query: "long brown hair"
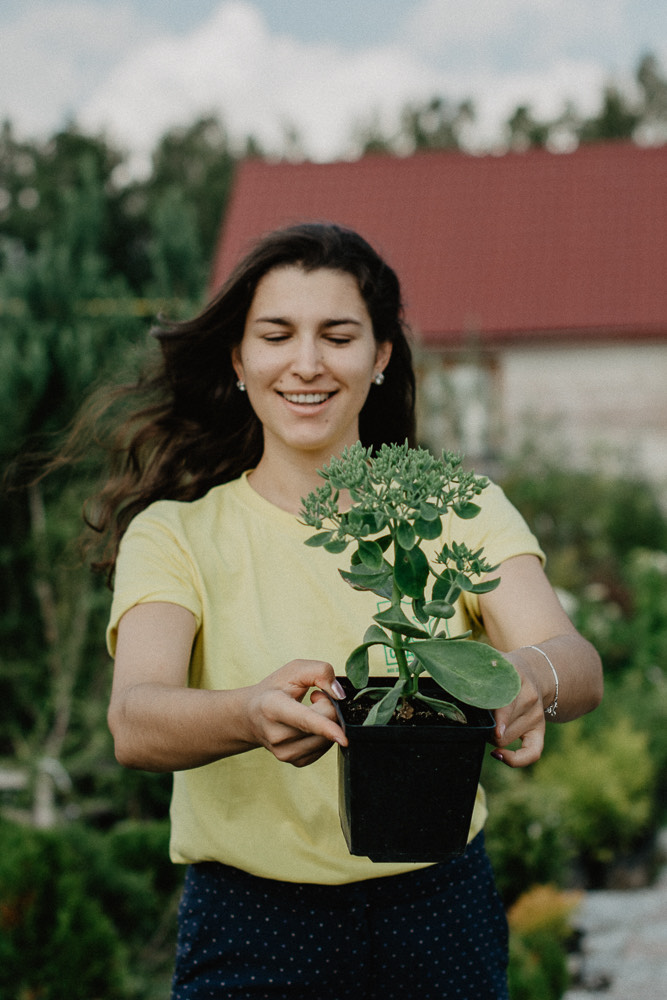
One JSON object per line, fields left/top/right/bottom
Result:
{"left": 80, "top": 222, "right": 416, "bottom": 580}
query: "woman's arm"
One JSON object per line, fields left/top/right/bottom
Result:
{"left": 479, "top": 554, "right": 603, "bottom": 768}
{"left": 107, "top": 602, "right": 347, "bottom": 773}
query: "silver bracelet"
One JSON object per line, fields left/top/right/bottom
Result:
{"left": 526, "top": 645, "right": 559, "bottom": 719}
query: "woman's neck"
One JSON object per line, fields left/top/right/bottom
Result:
{"left": 247, "top": 450, "right": 347, "bottom": 515}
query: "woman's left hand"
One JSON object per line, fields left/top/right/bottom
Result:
{"left": 490, "top": 651, "right": 548, "bottom": 767}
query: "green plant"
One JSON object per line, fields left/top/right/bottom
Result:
{"left": 300, "top": 441, "right": 520, "bottom": 725}
{"left": 535, "top": 714, "right": 656, "bottom": 877}
{"left": 482, "top": 765, "right": 573, "bottom": 906}
{"left": 0, "top": 819, "right": 128, "bottom": 1000}
{"left": 506, "top": 884, "right": 580, "bottom": 1000}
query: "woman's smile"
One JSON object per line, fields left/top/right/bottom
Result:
{"left": 279, "top": 390, "right": 335, "bottom": 405}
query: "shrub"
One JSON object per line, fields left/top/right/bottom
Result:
{"left": 483, "top": 764, "right": 572, "bottom": 906}
{"left": 0, "top": 817, "right": 182, "bottom": 1000}
{"left": 507, "top": 884, "right": 581, "bottom": 1000}
{"left": 534, "top": 715, "right": 656, "bottom": 881}
{"left": 0, "top": 819, "right": 127, "bottom": 999}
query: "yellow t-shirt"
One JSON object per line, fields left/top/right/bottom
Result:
{"left": 107, "top": 472, "right": 543, "bottom": 884}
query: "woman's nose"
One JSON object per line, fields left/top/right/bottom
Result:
{"left": 291, "top": 336, "right": 322, "bottom": 379}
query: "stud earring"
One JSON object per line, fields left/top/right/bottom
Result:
{"left": 236, "top": 380, "right": 246, "bottom": 392}
{"left": 372, "top": 372, "right": 385, "bottom": 386}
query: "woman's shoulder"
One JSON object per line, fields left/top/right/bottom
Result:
{"left": 127, "top": 477, "right": 244, "bottom": 537}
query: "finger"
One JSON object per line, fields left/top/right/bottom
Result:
{"left": 283, "top": 660, "right": 346, "bottom": 703}
{"left": 490, "top": 726, "right": 544, "bottom": 768}
{"left": 275, "top": 697, "right": 348, "bottom": 748}
{"left": 276, "top": 734, "right": 336, "bottom": 767}
{"left": 309, "top": 691, "right": 339, "bottom": 723}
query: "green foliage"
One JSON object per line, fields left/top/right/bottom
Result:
{"left": 508, "top": 930, "right": 570, "bottom": 1000}
{"left": 535, "top": 716, "right": 655, "bottom": 879}
{"left": 0, "top": 818, "right": 181, "bottom": 1000}
{"left": 501, "top": 447, "right": 667, "bottom": 595}
{"left": 506, "top": 884, "right": 582, "bottom": 999}
{"left": 301, "top": 442, "right": 520, "bottom": 723}
{"left": 0, "top": 819, "right": 127, "bottom": 999}
{"left": 483, "top": 765, "right": 572, "bottom": 907}
{"left": 504, "top": 50, "right": 667, "bottom": 149}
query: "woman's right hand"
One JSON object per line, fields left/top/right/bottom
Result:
{"left": 109, "top": 602, "right": 347, "bottom": 772}
{"left": 242, "top": 660, "right": 348, "bottom": 768}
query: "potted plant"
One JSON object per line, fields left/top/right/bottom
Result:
{"left": 300, "top": 441, "right": 520, "bottom": 862}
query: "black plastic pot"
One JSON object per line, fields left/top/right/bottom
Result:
{"left": 335, "top": 676, "right": 495, "bottom": 863}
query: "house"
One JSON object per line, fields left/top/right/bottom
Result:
{"left": 210, "top": 142, "right": 667, "bottom": 486}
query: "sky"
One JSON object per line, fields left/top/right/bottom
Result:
{"left": 2, "top": 0, "right": 666, "bottom": 175}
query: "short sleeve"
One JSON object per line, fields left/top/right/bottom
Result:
{"left": 106, "top": 506, "right": 203, "bottom": 656}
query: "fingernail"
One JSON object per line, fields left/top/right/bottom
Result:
{"left": 332, "top": 680, "right": 346, "bottom": 700}
{"left": 490, "top": 750, "right": 504, "bottom": 762}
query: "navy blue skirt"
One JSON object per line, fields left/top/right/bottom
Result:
{"left": 171, "top": 833, "right": 508, "bottom": 1000}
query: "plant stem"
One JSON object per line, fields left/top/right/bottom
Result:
{"left": 390, "top": 575, "right": 416, "bottom": 696}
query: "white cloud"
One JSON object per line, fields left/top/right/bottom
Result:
{"left": 0, "top": 1, "right": 156, "bottom": 135}
{"left": 78, "top": 2, "right": 453, "bottom": 170}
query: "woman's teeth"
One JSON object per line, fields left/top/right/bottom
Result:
{"left": 282, "top": 392, "right": 331, "bottom": 404}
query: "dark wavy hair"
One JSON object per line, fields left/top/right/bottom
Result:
{"left": 80, "top": 222, "right": 416, "bottom": 579}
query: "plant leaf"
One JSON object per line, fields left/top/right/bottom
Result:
{"left": 339, "top": 564, "right": 393, "bottom": 599}
{"left": 304, "top": 531, "right": 335, "bottom": 547}
{"left": 411, "top": 638, "right": 520, "bottom": 709}
{"left": 363, "top": 680, "right": 407, "bottom": 726}
{"left": 373, "top": 605, "right": 430, "bottom": 638}
{"left": 422, "top": 599, "right": 456, "bottom": 619}
{"left": 394, "top": 542, "right": 429, "bottom": 599}
{"left": 362, "top": 624, "right": 391, "bottom": 645}
{"left": 396, "top": 521, "right": 416, "bottom": 550}
{"left": 412, "top": 597, "right": 429, "bottom": 624}
{"left": 453, "top": 501, "right": 481, "bottom": 520}
{"left": 345, "top": 644, "right": 370, "bottom": 687}
{"left": 323, "top": 539, "right": 349, "bottom": 554}
{"left": 413, "top": 516, "right": 442, "bottom": 540}
{"left": 414, "top": 691, "right": 468, "bottom": 724}
{"left": 470, "top": 577, "right": 501, "bottom": 594}
{"left": 357, "top": 539, "right": 384, "bottom": 570}
{"left": 353, "top": 685, "right": 393, "bottom": 702}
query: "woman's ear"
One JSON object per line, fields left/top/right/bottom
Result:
{"left": 231, "top": 345, "right": 244, "bottom": 383}
{"left": 375, "top": 340, "right": 393, "bottom": 375}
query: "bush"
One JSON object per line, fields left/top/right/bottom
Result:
{"left": 534, "top": 715, "right": 656, "bottom": 882}
{"left": 0, "top": 819, "right": 127, "bottom": 999}
{"left": 0, "top": 817, "right": 182, "bottom": 1000}
{"left": 483, "top": 763, "right": 572, "bottom": 906}
{"left": 507, "top": 884, "right": 581, "bottom": 1000}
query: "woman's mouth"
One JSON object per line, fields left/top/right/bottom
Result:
{"left": 280, "top": 392, "right": 334, "bottom": 405}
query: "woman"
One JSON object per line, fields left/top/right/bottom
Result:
{"left": 100, "top": 223, "right": 602, "bottom": 999}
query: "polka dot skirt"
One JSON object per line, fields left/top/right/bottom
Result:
{"left": 171, "top": 833, "right": 508, "bottom": 1000}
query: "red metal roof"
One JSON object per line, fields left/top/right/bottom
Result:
{"left": 210, "top": 142, "right": 667, "bottom": 346}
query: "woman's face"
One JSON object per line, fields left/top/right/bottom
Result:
{"left": 232, "top": 266, "right": 391, "bottom": 465}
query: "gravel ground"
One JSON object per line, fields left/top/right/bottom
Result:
{"left": 563, "top": 838, "right": 667, "bottom": 1000}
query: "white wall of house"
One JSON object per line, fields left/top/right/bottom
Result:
{"left": 500, "top": 342, "right": 667, "bottom": 487}
{"left": 416, "top": 341, "right": 667, "bottom": 491}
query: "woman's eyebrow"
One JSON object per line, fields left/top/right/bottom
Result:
{"left": 252, "top": 315, "right": 363, "bottom": 327}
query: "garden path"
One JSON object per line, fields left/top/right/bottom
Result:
{"left": 563, "top": 832, "right": 667, "bottom": 1000}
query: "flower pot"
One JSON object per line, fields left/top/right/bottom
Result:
{"left": 334, "top": 677, "right": 495, "bottom": 863}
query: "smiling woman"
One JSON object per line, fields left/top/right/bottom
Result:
{"left": 67, "top": 221, "right": 602, "bottom": 999}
